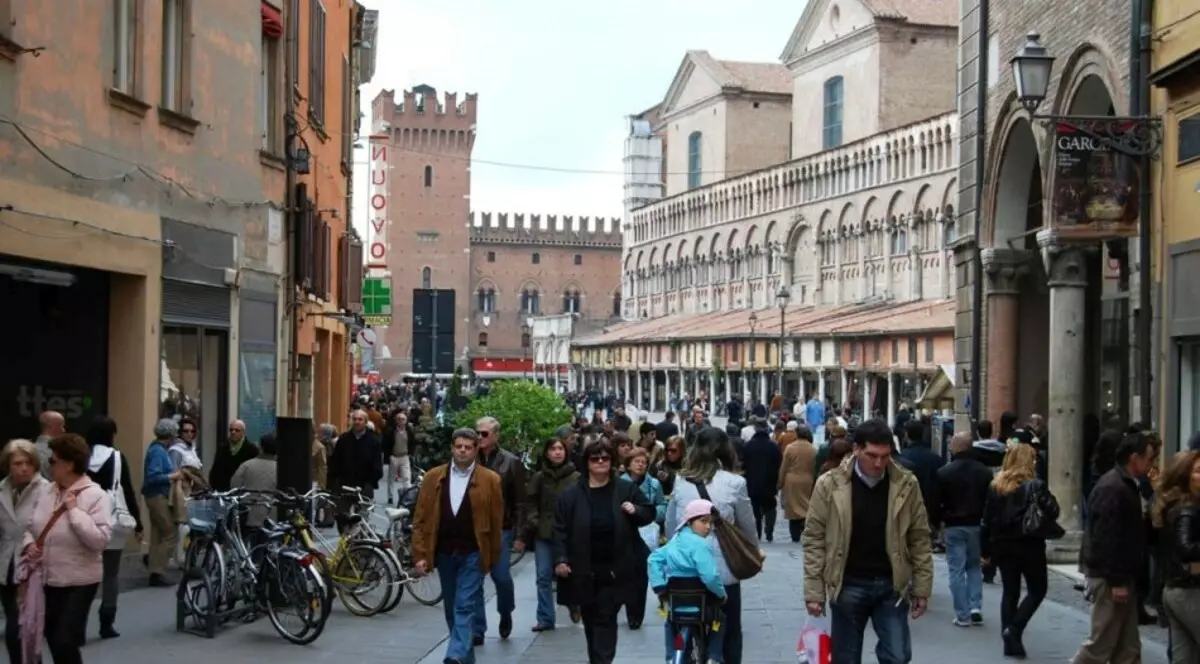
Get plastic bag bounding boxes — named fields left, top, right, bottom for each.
left=796, top=616, right=831, bottom=664
left=638, top=523, right=660, bottom=552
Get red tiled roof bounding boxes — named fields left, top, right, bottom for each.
left=690, top=51, right=793, bottom=96
left=573, top=300, right=954, bottom=346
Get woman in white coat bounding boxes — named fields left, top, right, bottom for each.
left=0, top=438, right=48, bottom=660
left=664, top=426, right=759, bottom=664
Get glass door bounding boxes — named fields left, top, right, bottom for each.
left=161, top=326, right=229, bottom=468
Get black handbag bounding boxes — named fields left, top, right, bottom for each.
left=1021, top=481, right=1065, bottom=540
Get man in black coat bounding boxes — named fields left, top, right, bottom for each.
left=936, top=432, right=994, bottom=626
left=328, top=409, right=384, bottom=499
left=740, top=418, right=783, bottom=542
left=899, top=419, right=944, bottom=527
left=1074, top=431, right=1160, bottom=663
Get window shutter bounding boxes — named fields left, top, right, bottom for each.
left=346, top=236, right=363, bottom=312
left=337, top=234, right=349, bottom=309
left=322, top=222, right=332, bottom=300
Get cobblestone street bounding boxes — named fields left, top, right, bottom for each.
left=51, top=517, right=1169, bottom=664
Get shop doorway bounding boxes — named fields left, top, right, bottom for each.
left=161, top=326, right=229, bottom=468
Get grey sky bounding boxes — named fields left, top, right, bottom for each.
left=352, top=0, right=804, bottom=240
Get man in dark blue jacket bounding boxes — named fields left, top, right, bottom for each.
left=900, top=419, right=944, bottom=531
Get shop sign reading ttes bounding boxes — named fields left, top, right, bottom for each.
left=1052, top=120, right=1140, bottom=238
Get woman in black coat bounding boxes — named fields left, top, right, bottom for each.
left=553, top=437, right=655, bottom=664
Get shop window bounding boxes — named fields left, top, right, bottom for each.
left=1179, top=342, right=1200, bottom=451
left=161, top=326, right=229, bottom=465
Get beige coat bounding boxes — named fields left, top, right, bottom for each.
left=0, top=474, right=47, bottom=583
left=802, top=456, right=934, bottom=604
left=778, top=439, right=816, bottom=520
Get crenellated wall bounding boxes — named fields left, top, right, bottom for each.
left=469, top=212, right=622, bottom=248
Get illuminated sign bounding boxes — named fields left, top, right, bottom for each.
left=367, top=135, right=390, bottom=267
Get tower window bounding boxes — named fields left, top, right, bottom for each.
left=478, top=332, right=488, bottom=347
left=423, top=165, right=433, bottom=187
left=687, top=131, right=702, bottom=189
left=573, top=254, right=582, bottom=266
left=421, top=267, right=431, bottom=289
left=487, top=251, right=496, bottom=263
left=562, top=290, right=581, bottom=313
left=521, top=289, right=540, bottom=314
left=477, top=288, right=495, bottom=313
left=532, top=252, right=540, bottom=265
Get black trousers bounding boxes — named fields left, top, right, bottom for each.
left=625, top=556, right=649, bottom=627
left=788, top=518, right=806, bottom=543
left=44, top=583, right=100, bottom=664
left=750, top=495, right=777, bottom=540
left=0, top=581, right=19, bottom=664
left=994, top=540, right=1048, bottom=633
left=722, top=583, right=744, bottom=664
left=581, top=579, right=621, bottom=664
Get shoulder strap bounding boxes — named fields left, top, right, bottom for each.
left=111, top=452, right=122, bottom=493
left=35, top=489, right=82, bottom=547
left=687, top=478, right=712, bottom=502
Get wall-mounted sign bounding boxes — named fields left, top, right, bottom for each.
left=357, top=328, right=378, bottom=347
left=368, top=134, right=390, bottom=267
left=362, top=276, right=392, bottom=327
left=1052, top=121, right=1140, bottom=238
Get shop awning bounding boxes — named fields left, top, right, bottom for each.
left=916, top=364, right=956, bottom=410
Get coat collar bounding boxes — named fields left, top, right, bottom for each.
left=0, top=474, right=46, bottom=520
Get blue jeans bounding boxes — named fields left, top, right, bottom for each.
left=534, top=538, right=556, bottom=626
left=436, top=550, right=485, bottom=664
left=663, top=609, right=725, bottom=663
left=943, top=525, right=983, bottom=621
left=473, top=529, right=515, bottom=636
left=830, top=576, right=912, bottom=664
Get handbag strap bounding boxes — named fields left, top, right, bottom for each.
left=688, top=478, right=712, bottom=502
left=34, top=497, right=76, bottom=548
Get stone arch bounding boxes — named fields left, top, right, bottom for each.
left=708, top=233, right=722, bottom=257
left=635, top=249, right=645, bottom=271
left=693, top=235, right=706, bottom=260
left=940, top=177, right=957, bottom=213
left=912, top=183, right=933, bottom=213
left=661, top=243, right=672, bottom=268
left=677, top=239, right=689, bottom=262
left=1051, top=43, right=1127, bottom=117
left=648, top=247, right=659, bottom=268
left=986, top=110, right=1041, bottom=246
left=726, top=229, right=740, bottom=254
left=885, top=190, right=907, bottom=220
left=744, top=224, right=759, bottom=251
left=516, top=277, right=543, bottom=294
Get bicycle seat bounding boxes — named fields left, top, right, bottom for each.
left=385, top=507, right=410, bottom=521
left=335, top=512, right=364, bottom=527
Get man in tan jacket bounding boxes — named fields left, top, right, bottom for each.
left=411, top=428, right=503, bottom=664
left=802, top=419, right=934, bottom=664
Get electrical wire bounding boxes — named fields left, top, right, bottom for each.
left=0, top=116, right=280, bottom=208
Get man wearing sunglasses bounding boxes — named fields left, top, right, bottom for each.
left=471, top=416, right=527, bottom=643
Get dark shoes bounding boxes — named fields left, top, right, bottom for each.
left=970, top=610, right=984, bottom=626
left=499, top=613, right=513, bottom=639
left=98, top=608, right=120, bottom=639
left=531, top=623, right=555, bottom=632
left=472, top=634, right=484, bottom=646
left=444, top=659, right=464, bottom=664
left=1002, top=627, right=1027, bottom=658
left=569, top=608, right=582, bottom=623
left=628, top=620, right=642, bottom=630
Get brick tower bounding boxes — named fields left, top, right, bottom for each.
left=371, top=85, right=477, bottom=377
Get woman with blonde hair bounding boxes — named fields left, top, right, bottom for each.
left=1154, top=448, right=1200, bottom=662
left=980, top=436, right=1061, bottom=658
left=0, top=439, right=48, bottom=662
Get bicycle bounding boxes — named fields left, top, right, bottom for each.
left=662, top=583, right=720, bottom=664
left=387, top=481, right=442, bottom=606
left=178, top=488, right=330, bottom=644
left=284, top=485, right=405, bottom=617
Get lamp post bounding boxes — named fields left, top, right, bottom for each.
left=748, top=310, right=758, bottom=400
left=776, top=285, right=791, bottom=396
left=548, top=332, right=558, bottom=390
left=1010, top=31, right=1162, bottom=425
left=521, top=319, right=532, bottom=381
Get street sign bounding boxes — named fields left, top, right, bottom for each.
left=357, top=328, right=377, bottom=347
left=362, top=276, right=392, bottom=327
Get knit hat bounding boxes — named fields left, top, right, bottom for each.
left=676, top=499, right=716, bottom=535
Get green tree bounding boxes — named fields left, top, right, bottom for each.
left=452, top=380, right=572, bottom=456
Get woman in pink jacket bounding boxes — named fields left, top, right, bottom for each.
left=21, top=433, right=112, bottom=664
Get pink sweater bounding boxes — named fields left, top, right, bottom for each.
left=22, top=476, right=112, bottom=587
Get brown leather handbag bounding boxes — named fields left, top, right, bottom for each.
left=687, top=480, right=765, bottom=581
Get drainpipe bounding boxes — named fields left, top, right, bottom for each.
left=968, top=0, right=990, bottom=427
left=1134, top=0, right=1154, bottom=427
left=284, top=6, right=299, bottom=416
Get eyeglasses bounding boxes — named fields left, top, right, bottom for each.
left=588, top=455, right=611, bottom=463
left=476, top=430, right=491, bottom=438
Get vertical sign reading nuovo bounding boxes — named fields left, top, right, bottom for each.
left=367, top=134, right=390, bottom=269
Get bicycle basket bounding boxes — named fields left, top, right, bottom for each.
left=186, top=497, right=225, bottom=534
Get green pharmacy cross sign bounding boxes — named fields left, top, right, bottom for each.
left=362, top=276, right=392, bottom=327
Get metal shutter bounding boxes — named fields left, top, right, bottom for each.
left=162, top=279, right=231, bottom=328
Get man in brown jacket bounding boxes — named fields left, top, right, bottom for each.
left=412, top=428, right=504, bottom=664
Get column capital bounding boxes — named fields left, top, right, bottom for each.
left=1036, top=229, right=1093, bottom=288
left=980, top=247, right=1031, bottom=295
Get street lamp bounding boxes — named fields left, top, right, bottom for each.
left=776, top=285, right=791, bottom=396
left=1009, top=32, right=1162, bottom=157
left=548, top=332, right=558, bottom=389
left=748, top=310, right=758, bottom=400
left=521, top=319, right=532, bottom=381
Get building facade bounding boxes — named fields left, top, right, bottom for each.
left=468, top=213, right=623, bottom=379
left=1150, top=0, right=1200, bottom=452
left=953, top=0, right=1141, bottom=548
left=579, top=0, right=959, bottom=417
left=367, top=88, right=624, bottom=380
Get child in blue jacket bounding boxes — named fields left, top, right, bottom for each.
left=648, top=498, right=727, bottom=664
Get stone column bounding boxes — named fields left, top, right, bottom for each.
left=886, top=371, right=896, bottom=426
left=839, top=369, right=849, bottom=409
left=1038, top=230, right=1090, bottom=555
left=693, top=371, right=700, bottom=402
left=649, top=371, right=657, bottom=412
left=981, top=248, right=1030, bottom=424
left=624, top=371, right=631, bottom=404
left=759, top=371, right=768, bottom=405
left=818, top=370, right=827, bottom=403
left=862, top=373, right=873, bottom=420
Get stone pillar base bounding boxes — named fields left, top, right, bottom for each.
left=1046, top=529, right=1083, bottom=565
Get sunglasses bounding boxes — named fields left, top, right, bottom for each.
left=476, top=430, right=491, bottom=438
left=588, top=455, right=611, bottom=463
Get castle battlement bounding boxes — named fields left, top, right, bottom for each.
left=469, top=212, right=623, bottom=249
left=372, top=84, right=477, bottom=134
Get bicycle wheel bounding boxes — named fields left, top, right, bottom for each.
left=183, top=537, right=228, bottom=612
left=264, top=555, right=329, bottom=645
left=393, top=532, right=442, bottom=606
left=376, top=542, right=405, bottom=609
left=332, top=544, right=395, bottom=616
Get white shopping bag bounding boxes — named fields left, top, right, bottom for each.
left=638, top=523, right=660, bottom=552
left=796, top=616, right=831, bottom=664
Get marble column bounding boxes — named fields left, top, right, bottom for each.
left=623, top=371, right=631, bottom=403
left=1038, top=230, right=1091, bottom=554
left=759, top=371, right=768, bottom=405
left=839, top=369, right=849, bottom=409
left=818, top=370, right=827, bottom=403
left=981, top=248, right=1030, bottom=425
left=649, top=371, right=657, bottom=412
left=862, top=373, right=873, bottom=420
left=693, top=371, right=700, bottom=402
